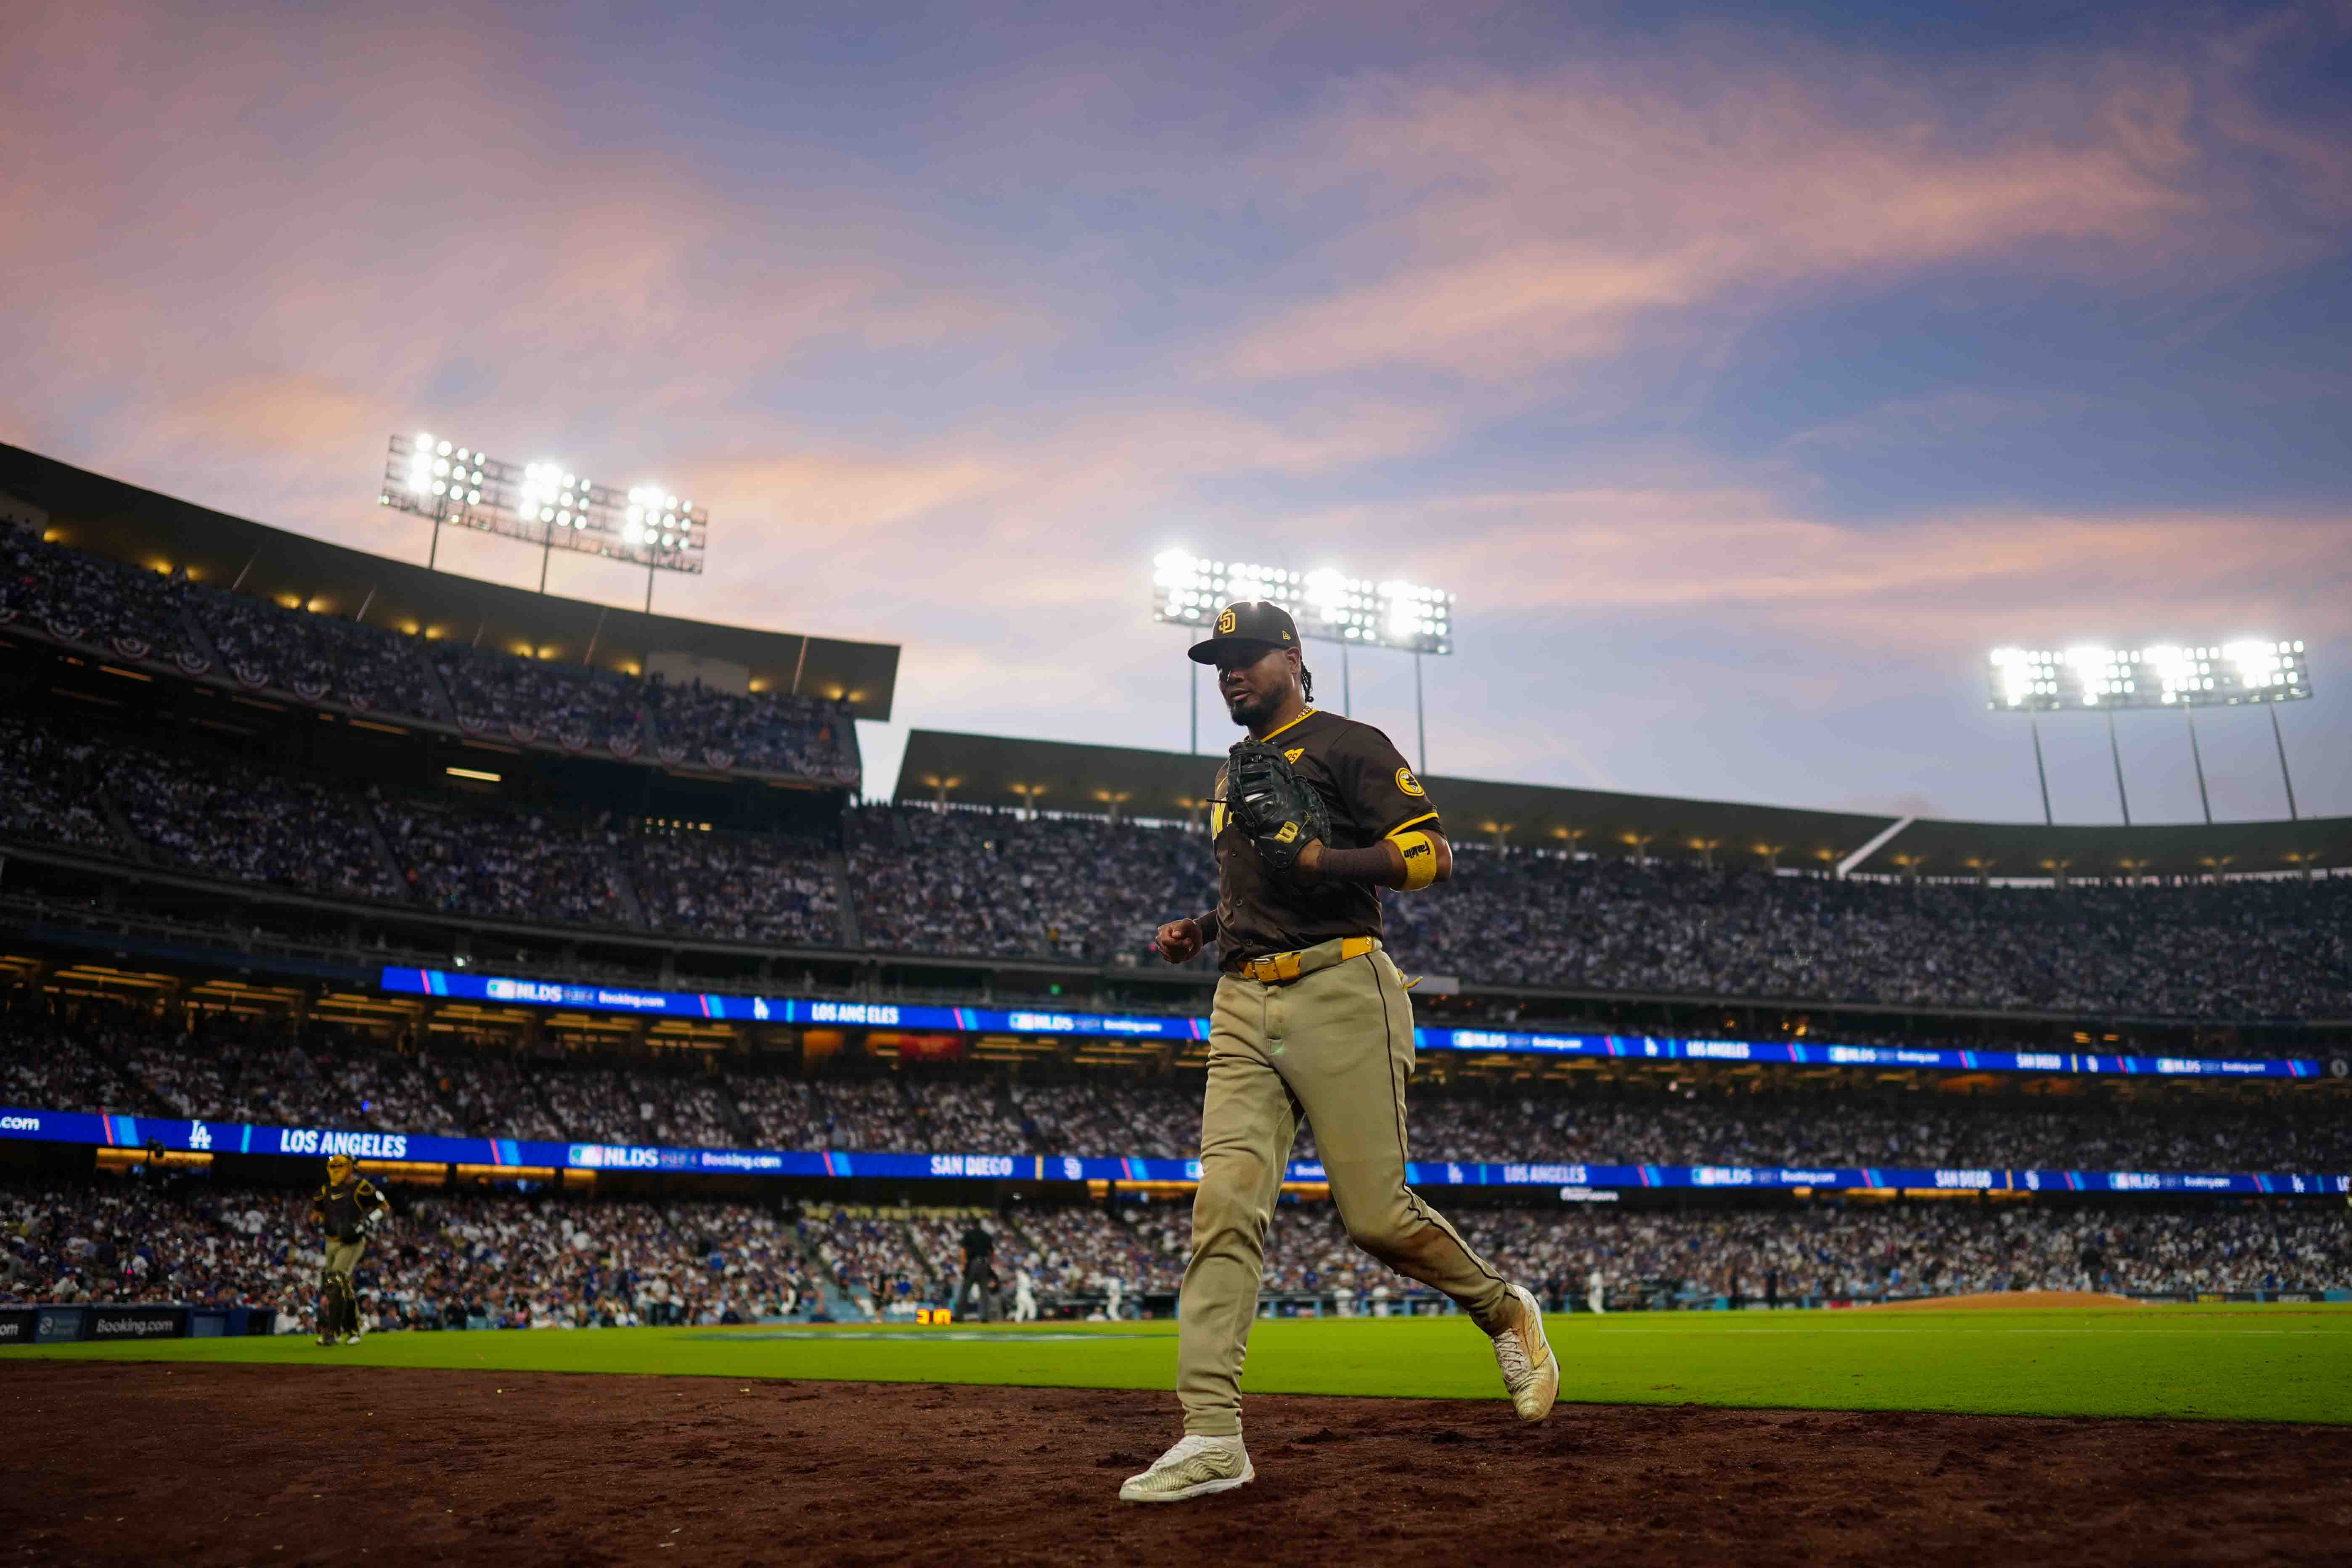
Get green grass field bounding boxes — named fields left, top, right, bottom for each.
left=13, top=1305, right=2352, bottom=1425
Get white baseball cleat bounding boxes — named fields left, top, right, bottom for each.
left=1118, top=1434, right=1255, bottom=1503
left=1490, top=1283, right=1559, bottom=1422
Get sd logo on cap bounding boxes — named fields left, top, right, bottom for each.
left=1190, top=601, right=1300, bottom=663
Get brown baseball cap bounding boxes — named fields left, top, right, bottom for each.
left=1188, top=600, right=1300, bottom=664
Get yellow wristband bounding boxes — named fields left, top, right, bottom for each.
left=1392, top=831, right=1438, bottom=891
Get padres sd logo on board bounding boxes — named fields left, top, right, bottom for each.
left=1217, top=608, right=1237, bottom=634
left=1396, top=768, right=1425, bottom=797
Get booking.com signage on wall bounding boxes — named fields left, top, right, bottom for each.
left=381, top=967, right=2328, bottom=1081
left=3, top=1104, right=2346, bottom=1199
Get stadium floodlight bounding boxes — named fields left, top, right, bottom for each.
left=378, top=432, right=708, bottom=607
left=1150, top=550, right=1452, bottom=656
left=1986, top=641, right=2309, bottom=711
left=1151, top=550, right=1454, bottom=768
left=1984, top=639, right=2312, bottom=830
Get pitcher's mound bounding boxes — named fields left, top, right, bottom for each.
left=1858, top=1290, right=2137, bottom=1311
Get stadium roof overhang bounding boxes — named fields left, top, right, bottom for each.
left=895, top=730, right=2351, bottom=879
left=895, top=730, right=1894, bottom=867
left=0, top=444, right=899, bottom=720
left=1863, top=815, right=2352, bottom=882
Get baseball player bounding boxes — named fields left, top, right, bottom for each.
left=1120, top=601, right=1557, bottom=1504
left=1013, top=1265, right=1039, bottom=1322
left=309, top=1154, right=389, bottom=1346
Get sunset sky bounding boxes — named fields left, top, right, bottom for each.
left=5, top=0, right=2348, bottom=825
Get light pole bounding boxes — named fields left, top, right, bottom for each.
left=1986, top=641, right=2310, bottom=830
left=2184, top=705, right=2212, bottom=825
left=2105, top=708, right=2130, bottom=826
left=1414, top=652, right=1427, bottom=776
left=2269, top=704, right=2300, bottom=820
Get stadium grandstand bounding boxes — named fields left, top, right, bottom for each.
left=3, top=444, right=2348, bottom=1338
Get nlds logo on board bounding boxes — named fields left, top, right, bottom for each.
left=486, top=978, right=567, bottom=1004
left=569, top=1145, right=662, bottom=1170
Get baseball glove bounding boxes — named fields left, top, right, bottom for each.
left=1226, top=739, right=1329, bottom=877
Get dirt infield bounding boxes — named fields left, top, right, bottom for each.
left=6, top=1364, right=2349, bottom=1566
left=1858, top=1290, right=2140, bottom=1311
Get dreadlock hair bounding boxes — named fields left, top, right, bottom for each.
left=1299, top=665, right=1316, bottom=703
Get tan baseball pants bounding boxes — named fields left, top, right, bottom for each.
left=1176, top=938, right=1515, bottom=1437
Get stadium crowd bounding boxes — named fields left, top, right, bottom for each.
left=629, top=829, right=840, bottom=946
left=192, top=586, right=442, bottom=715
left=429, top=644, right=649, bottom=752
left=0, top=532, right=191, bottom=658
left=845, top=807, right=1212, bottom=964
left=8, top=1170, right=2342, bottom=1321
left=1386, top=848, right=2352, bottom=1019
left=3, top=689, right=2344, bottom=1019
left=0, top=1172, right=828, bottom=1329
left=645, top=681, right=856, bottom=781
left=104, top=742, right=403, bottom=902
left=1, top=530, right=860, bottom=782
left=376, top=798, right=637, bottom=925
left=1457, top=1199, right=2352, bottom=1308
left=0, top=715, right=115, bottom=853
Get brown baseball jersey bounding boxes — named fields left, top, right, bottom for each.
left=312, top=1176, right=386, bottom=1243
left=1208, top=707, right=1439, bottom=967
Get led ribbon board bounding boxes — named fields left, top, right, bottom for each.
left=379, top=969, right=2323, bottom=1079
left=3, top=1105, right=2344, bottom=1197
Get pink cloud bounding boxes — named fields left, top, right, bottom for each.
left=1285, top=480, right=2352, bottom=667
left=1216, top=27, right=2344, bottom=382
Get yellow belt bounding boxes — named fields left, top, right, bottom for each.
left=1237, top=935, right=1376, bottom=984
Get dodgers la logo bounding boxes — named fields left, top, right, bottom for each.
left=1217, top=608, right=1237, bottom=634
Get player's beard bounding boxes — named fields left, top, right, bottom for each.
left=1224, top=685, right=1280, bottom=729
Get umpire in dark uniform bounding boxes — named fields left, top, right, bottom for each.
left=1121, top=600, right=1557, bottom=1503
left=956, top=1220, right=1000, bottom=1322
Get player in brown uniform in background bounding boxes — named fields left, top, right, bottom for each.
left=310, top=1154, right=390, bottom=1346
left=1121, top=601, right=1558, bottom=1503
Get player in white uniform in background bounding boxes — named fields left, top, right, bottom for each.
left=1587, top=1266, right=1605, bottom=1316
left=1104, top=1273, right=1126, bottom=1322
left=1013, top=1266, right=1039, bottom=1322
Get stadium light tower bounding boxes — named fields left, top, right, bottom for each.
left=1985, top=640, right=2312, bottom=824
left=1150, top=551, right=1453, bottom=766
left=378, top=432, right=708, bottom=612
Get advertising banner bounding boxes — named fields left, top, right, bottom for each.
left=87, top=1306, right=188, bottom=1341
left=6, top=1103, right=2344, bottom=1199
left=376, top=968, right=2321, bottom=1080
